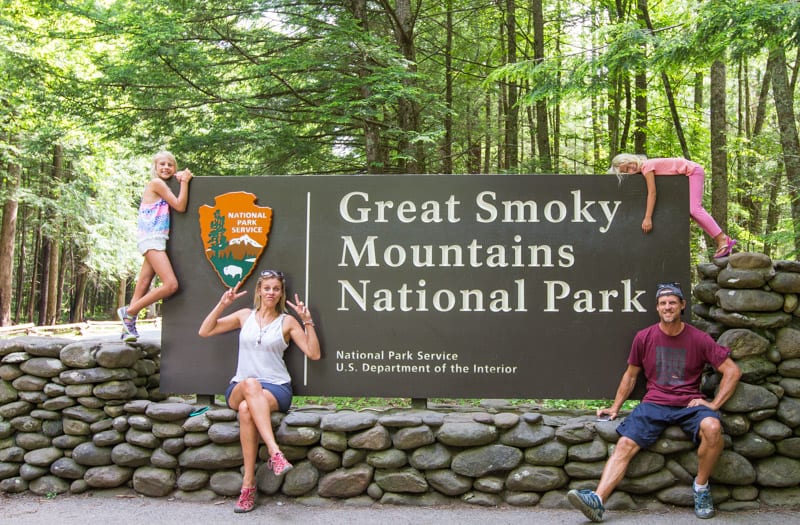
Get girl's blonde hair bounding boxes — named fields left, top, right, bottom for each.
left=151, top=151, right=177, bottom=177
left=608, top=153, right=647, bottom=184
left=253, top=271, right=287, bottom=314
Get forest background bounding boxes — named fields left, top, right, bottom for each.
left=0, top=0, right=799, bottom=330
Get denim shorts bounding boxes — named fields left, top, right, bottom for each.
left=225, top=380, right=293, bottom=413
left=616, top=402, right=720, bottom=448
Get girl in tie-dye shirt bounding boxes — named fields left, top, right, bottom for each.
left=118, top=151, right=193, bottom=341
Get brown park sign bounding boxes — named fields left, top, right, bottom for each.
left=159, top=174, right=690, bottom=399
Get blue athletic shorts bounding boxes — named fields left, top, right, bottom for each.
left=616, top=402, right=720, bottom=448
left=225, top=380, right=293, bottom=413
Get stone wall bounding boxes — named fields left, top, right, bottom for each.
left=1, top=252, right=799, bottom=510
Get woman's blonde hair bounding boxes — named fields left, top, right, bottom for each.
left=608, top=153, right=647, bottom=184
left=253, top=271, right=287, bottom=314
left=151, top=151, right=177, bottom=177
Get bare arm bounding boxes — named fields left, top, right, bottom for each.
left=285, top=293, right=321, bottom=360
left=642, top=171, right=656, bottom=233
left=198, top=285, right=249, bottom=337
left=150, top=169, right=193, bottom=212
left=599, top=364, right=641, bottom=420
left=691, top=357, right=741, bottom=411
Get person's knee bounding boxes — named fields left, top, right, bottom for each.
left=241, top=378, right=261, bottom=395
left=611, top=436, right=640, bottom=459
left=238, top=400, right=252, bottom=422
left=699, top=417, right=723, bottom=443
left=162, top=278, right=179, bottom=295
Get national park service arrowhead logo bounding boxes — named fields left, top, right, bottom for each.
left=198, top=192, right=273, bottom=288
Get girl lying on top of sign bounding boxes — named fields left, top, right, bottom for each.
left=198, top=270, right=321, bottom=513
left=608, top=154, right=736, bottom=259
left=118, top=151, right=193, bottom=342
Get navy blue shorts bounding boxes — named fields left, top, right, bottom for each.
left=616, top=402, right=720, bottom=448
left=225, top=380, right=293, bottom=413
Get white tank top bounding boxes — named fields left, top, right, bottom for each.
left=231, top=311, right=291, bottom=385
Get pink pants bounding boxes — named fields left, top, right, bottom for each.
left=687, top=166, right=723, bottom=239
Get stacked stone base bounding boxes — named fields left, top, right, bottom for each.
left=2, top=253, right=800, bottom=509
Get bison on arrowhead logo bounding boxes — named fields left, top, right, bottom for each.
left=198, top=192, right=273, bottom=288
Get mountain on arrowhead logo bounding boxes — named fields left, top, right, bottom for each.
left=198, top=192, right=273, bottom=288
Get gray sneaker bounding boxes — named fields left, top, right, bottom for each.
left=693, top=486, right=715, bottom=519
left=117, top=306, right=139, bottom=342
left=568, top=489, right=605, bottom=522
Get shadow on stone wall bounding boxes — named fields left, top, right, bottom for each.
left=1, top=252, right=800, bottom=509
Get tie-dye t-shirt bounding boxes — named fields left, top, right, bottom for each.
left=137, top=199, right=170, bottom=244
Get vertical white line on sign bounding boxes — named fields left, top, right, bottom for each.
left=304, top=191, right=311, bottom=386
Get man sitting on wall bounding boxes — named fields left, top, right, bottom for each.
left=568, top=282, right=741, bottom=522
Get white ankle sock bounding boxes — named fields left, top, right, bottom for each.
left=694, top=480, right=709, bottom=492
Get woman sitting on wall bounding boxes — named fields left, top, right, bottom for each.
left=198, top=270, right=321, bottom=513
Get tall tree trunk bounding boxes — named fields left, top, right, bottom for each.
left=526, top=101, right=536, bottom=162
left=380, top=0, right=424, bottom=173
left=764, top=173, right=782, bottom=258
left=497, top=86, right=504, bottom=172
left=634, top=71, right=647, bottom=154
left=70, top=263, right=89, bottom=323
left=467, top=100, right=481, bottom=174
left=14, top=203, right=28, bottom=323
left=608, top=75, right=621, bottom=159
left=0, top=152, right=20, bottom=326
left=37, top=238, right=49, bottom=324
left=483, top=94, right=491, bottom=174
left=769, top=45, right=800, bottom=254
left=45, top=145, right=63, bottom=325
left=710, top=60, right=729, bottom=238
left=638, top=0, right=689, bottom=158
left=532, top=0, right=551, bottom=171
left=117, top=278, right=128, bottom=318
left=56, top=242, right=69, bottom=325
left=348, top=0, right=386, bottom=174
left=443, top=0, right=453, bottom=174
left=26, top=202, right=41, bottom=323
left=504, top=0, right=518, bottom=171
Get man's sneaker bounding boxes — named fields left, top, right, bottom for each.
left=693, top=486, right=715, bottom=519
left=568, top=489, right=605, bottom=523
left=267, top=451, right=293, bottom=475
left=233, top=486, right=256, bottom=513
left=117, top=306, right=139, bottom=342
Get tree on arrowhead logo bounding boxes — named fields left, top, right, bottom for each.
left=198, top=192, right=273, bottom=288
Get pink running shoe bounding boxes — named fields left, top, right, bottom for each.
left=233, top=486, right=256, bottom=513
left=267, top=451, right=293, bottom=475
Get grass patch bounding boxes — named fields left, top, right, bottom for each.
left=290, top=396, right=639, bottom=411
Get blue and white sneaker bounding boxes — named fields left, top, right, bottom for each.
left=568, top=489, right=605, bottom=522
left=693, top=486, right=715, bottom=519
left=117, top=306, right=139, bottom=342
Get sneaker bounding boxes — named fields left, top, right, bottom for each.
left=117, top=306, right=139, bottom=342
left=567, top=489, right=605, bottom=523
left=267, top=451, right=293, bottom=475
left=693, top=486, right=715, bottom=519
left=233, top=486, right=256, bottom=513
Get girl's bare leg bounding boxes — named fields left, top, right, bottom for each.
left=127, top=250, right=179, bottom=316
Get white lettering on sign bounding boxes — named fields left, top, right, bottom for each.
left=339, top=191, right=462, bottom=224
left=339, top=235, right=574, bottom=269
left=337, top=279, right=527, bottom=313
left=474, top=190, right=621, bottom=232
left=542, top=279, right=646, bottom=313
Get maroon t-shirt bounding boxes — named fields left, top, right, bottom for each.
left=628, top=323, right=730, bottom=406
